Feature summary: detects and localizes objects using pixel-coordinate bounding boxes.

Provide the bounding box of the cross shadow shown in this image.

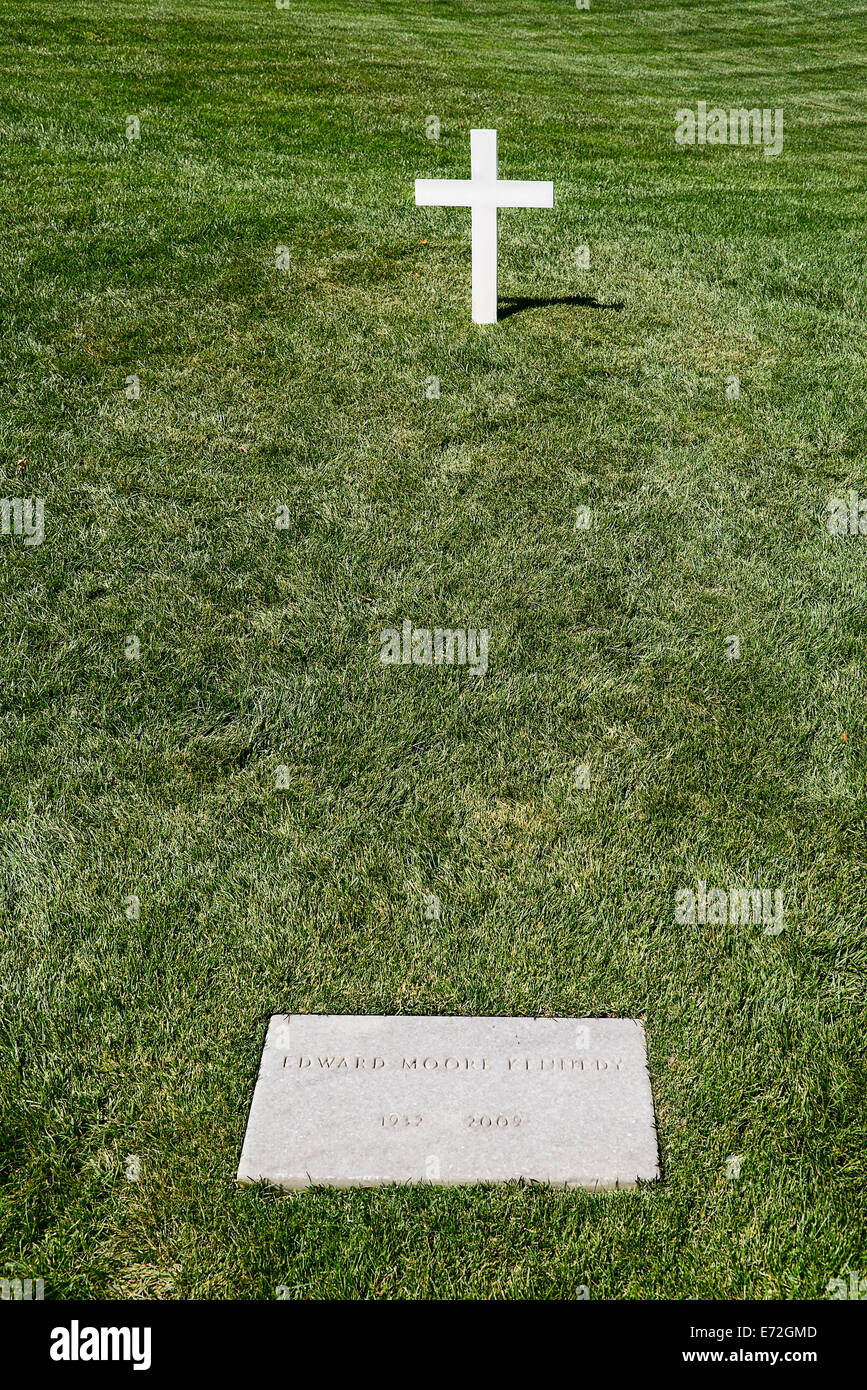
[498,293,625,319]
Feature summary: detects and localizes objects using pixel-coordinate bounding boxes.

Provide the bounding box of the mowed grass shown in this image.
[1,0,866,1299]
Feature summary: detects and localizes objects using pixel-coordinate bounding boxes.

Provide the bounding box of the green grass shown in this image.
[1,0,866,1299]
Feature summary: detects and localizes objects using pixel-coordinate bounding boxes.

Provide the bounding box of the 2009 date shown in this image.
[464,1114,522,1128]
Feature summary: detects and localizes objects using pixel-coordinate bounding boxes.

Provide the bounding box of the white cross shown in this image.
[415,129,554,324]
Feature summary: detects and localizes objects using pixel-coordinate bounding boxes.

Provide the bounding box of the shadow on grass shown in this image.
[498,294,625,319]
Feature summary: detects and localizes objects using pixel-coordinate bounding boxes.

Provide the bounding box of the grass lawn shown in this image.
[1,0,866,1300]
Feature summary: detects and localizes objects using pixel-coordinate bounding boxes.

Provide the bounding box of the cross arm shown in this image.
[415,178,476,207]
[494,179,554,209]
[415,178,554,210]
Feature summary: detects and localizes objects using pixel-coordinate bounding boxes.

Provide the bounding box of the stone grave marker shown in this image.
[238,1014,658,1189]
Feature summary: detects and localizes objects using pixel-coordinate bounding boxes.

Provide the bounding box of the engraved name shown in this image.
[284,1056,386,1069]
[508,1057,622,1071]
[400,1056,488,1070]
[282,1054,622,1072]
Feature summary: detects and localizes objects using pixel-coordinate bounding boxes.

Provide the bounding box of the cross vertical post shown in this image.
[470,129,498,325]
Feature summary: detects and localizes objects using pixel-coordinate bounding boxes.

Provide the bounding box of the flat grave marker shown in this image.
[237,1015,658,1189]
